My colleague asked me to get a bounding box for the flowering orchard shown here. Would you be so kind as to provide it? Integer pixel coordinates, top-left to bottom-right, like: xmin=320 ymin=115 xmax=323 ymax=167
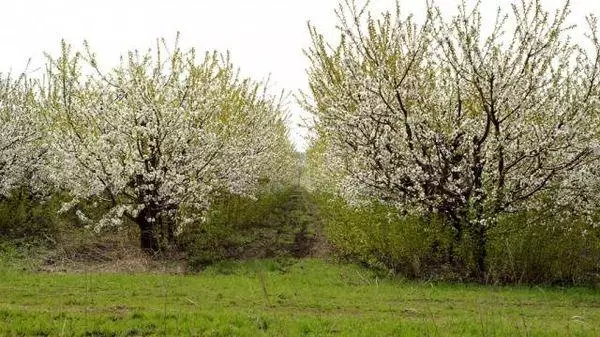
xmin=304 ymin=0 xmax=600 ymax=277
xmin=1 ymin=0 xmax=599 ymax=283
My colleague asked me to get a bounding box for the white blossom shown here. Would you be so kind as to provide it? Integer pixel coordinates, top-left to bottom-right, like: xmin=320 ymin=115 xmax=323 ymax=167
xmin=0 ymin=73 xmax=44 ymax=197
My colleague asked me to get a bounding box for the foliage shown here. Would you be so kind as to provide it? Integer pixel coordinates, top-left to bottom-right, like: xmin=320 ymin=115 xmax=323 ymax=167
xmin=0 ymin=189 xmax=66 ymax=241
xmin=303 ymin=0 xmax=600 ymax=277
xmin=487 ymin=210 xmax=600 ymax=285
xmin=315 ymin=192 xmax=600 ymax=284
xmin=182 ymin=186 xmax=320 ymax=270
xmin=314 ymin=193 xmax=451 ymax=278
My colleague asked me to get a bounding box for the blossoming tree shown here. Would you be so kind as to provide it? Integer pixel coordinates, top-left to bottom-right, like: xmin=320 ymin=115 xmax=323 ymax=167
xmin=41 ymin=39 xmax=295 ymax=252
xmin=0 ymin=74 xmax=40 ymax=198
xmin=304 ymin=0 xmax=600 ymax=277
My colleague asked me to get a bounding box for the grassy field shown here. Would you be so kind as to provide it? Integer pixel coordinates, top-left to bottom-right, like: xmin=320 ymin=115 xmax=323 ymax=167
xmin=0 ymin=258 xmax=599 ymax=337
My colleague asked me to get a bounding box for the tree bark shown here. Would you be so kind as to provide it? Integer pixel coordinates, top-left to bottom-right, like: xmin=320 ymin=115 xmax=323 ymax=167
xmin=446 ymin=214 xmax=463 ymax=267
xmin=472 ymin=224 xmax=487 ymax=281
xmin=468 ymin=197 xmax=487 ymax=281
xmin=136 ymin=208 xmax=159 ymax=254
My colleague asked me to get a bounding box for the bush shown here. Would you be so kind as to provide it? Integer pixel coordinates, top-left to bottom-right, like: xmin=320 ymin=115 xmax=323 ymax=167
xmin=487 ymin=212 xmax=600 ymax=285
xmin=316 ymin=193 xmax=600 ymax=285
xmin=181 ymin=186 xmax=320 ymax=270
xmin=314 ymin=194 xmax=452 ymax=278
xmin=0 ymin=240 xmax=43 ymax=270
xmin=0 ymin=188 xmax=65 ymax=242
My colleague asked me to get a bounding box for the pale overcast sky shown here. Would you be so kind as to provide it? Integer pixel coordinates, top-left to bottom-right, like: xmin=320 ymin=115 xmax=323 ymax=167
xmin=1 ymin=0 xmax=598 ymax=151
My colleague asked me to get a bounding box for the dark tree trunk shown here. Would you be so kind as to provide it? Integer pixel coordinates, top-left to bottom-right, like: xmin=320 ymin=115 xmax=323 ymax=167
xmin=470 ymin=152 xmax=488 ymax=281
xmin=468 ymin=199 xmax=488 ymax=282
xmin=446 ymin=215 xmax=463 ymax=267
xmin=136 ymin=208 xmax=159 ymax=254
xmin=166 ymin=220 xmax=175 ymax=245
xmin=471 ymin=223 xmax=487 ymax=281
xmin=157 ymin=205 xmax=178 ymax=248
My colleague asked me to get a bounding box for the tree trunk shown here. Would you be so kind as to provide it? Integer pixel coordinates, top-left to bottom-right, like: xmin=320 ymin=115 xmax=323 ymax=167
xmin=442 ymin=208 xmax=466 ymax=269
xmin=473 ymin=224 xmax=487 ymax=281
xmin=447 ymin=216 xmax=462 ymax=267
xmin=136 ymin=208 xmax=159 ymax=254
xmin=157 ymin=206 xmax=177 ymax=248
xmin=166 ymin=220 xmax=175 ymax=245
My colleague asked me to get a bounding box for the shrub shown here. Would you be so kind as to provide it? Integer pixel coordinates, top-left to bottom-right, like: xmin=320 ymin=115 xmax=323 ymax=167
xmin=487 ymin=212 xmax=600 ymax=285
xmin=316 ymin=193 xmax=600 ymax=285
xmin=314 ymin=193 xmax=452 ymax=278
xmin=0 ymin=188 xmax=64 ymax=241
xmin=181 ymin=186 xmax=319 ymax=270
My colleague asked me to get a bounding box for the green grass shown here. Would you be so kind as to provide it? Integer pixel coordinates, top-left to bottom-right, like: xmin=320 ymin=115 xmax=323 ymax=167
xmin=0 ymin=259 xmax=599 ymax=336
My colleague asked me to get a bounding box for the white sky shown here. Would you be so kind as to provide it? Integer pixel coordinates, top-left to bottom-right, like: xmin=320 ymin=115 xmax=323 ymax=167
xmin=1 ymin=0 xmax=598 ymax=151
